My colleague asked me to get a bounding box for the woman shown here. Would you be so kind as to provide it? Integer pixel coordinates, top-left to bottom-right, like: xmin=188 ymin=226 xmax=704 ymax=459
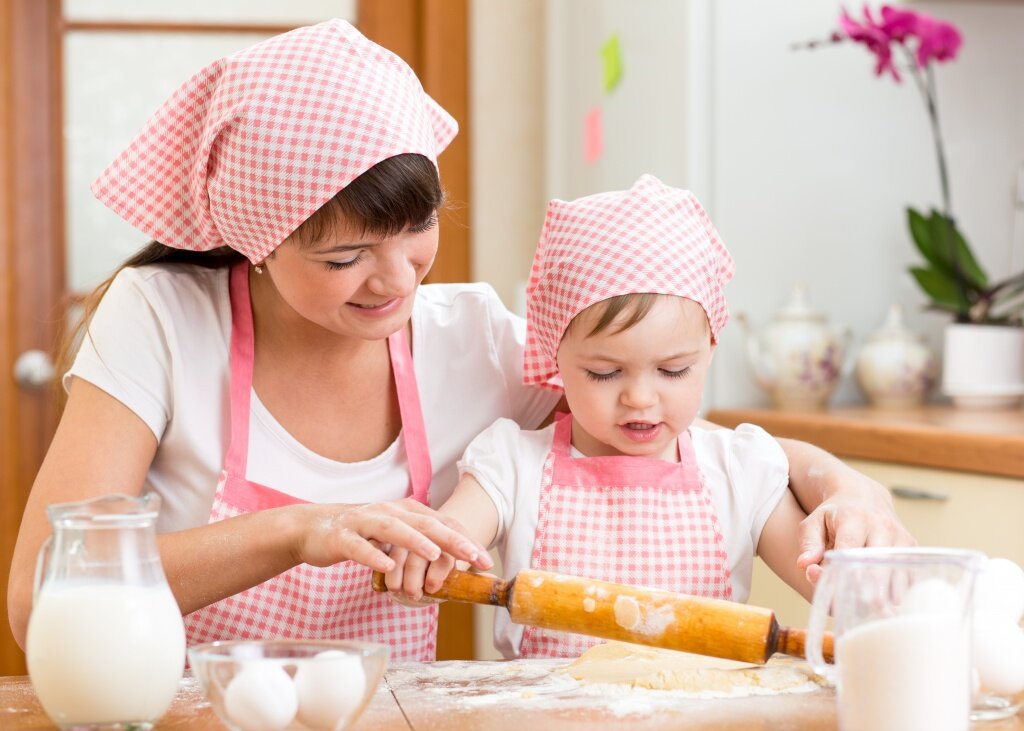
xmin=8 ymin=20 xmax=910 ymax=660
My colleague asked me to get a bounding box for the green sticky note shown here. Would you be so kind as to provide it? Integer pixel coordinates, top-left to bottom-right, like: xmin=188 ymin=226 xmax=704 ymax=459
xmin=601 ymin=34 xmax=623 ymax=94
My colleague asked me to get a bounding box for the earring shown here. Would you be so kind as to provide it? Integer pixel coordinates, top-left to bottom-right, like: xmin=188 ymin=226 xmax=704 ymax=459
xmin=254 ymin=263 xmax=264 ymax=274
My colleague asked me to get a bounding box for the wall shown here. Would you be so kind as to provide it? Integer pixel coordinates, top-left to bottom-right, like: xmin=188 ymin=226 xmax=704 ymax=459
xmin=706 ymin=0 xmax=1024 ymax=407
xmin=544 ymin=0 xmax=692 ymax=202
xmin=469 ymin=0 xmax=547 ymax=312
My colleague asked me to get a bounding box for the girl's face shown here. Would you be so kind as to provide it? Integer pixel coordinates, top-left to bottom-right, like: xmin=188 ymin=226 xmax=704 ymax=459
xmin=261 ymin=214 xmax=438 ymax=341
xmin=556 ymin=296 xmax=714 ymax=461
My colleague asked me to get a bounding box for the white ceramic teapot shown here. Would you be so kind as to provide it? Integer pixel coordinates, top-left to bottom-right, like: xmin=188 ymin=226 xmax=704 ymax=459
xmin=855 ymin=304 xmax=937 ymax=409
xmin=736 ymin=284 xmax=850 ymax=410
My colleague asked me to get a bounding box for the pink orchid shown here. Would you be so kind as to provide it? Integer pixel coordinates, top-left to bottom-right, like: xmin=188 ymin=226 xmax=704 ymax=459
xmin=877 ymin=7 xmax=917 ymax=42
xmin=839 ymin=5 xmax=900 ymax=80
xmin=836 ymin=5 xmax=963 ymax=81
xmin=909 ymin=13 xmax=963 ymax=66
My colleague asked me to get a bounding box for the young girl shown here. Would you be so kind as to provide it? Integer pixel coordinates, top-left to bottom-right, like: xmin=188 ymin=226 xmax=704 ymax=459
xmin=385 ymin=175 xmax=811 ymax=658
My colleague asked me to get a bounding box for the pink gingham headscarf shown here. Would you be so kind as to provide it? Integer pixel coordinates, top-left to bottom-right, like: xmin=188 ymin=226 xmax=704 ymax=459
xmin=523 ymin=175 xmax=735 ymax=389
xmin=91 ymin=19 xmax=457 ymax=264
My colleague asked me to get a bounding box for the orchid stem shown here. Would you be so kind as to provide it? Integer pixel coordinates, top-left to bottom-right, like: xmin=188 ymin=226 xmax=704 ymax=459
xmin=903 ymin=44 xmax=967 ymax=320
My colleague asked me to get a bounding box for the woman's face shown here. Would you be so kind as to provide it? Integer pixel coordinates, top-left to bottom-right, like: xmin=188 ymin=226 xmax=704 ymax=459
xmin=261 ymin=214 xmax=439 ymax=341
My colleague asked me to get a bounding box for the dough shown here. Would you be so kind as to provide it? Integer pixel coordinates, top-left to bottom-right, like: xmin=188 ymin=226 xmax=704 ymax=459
xmin=562 ymin=642 xmax=817 ymax=693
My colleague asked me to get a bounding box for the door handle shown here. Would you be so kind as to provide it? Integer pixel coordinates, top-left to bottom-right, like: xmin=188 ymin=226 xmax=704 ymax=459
xmin=14 ymin=349 xmax=55 ymax=391
xmin=890 ymin=486 xmax=949 ymax=502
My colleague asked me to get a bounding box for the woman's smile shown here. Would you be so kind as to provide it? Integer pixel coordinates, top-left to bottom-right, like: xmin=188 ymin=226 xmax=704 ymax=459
xmin=346 ymin=297 xmax=404 ymax=316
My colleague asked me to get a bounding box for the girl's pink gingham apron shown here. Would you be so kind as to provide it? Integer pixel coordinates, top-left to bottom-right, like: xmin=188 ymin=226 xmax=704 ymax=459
xmin=183 ymin=262 xmax=437 ymax=661
xmin=518 ymin=413 xmax=732 ymax=659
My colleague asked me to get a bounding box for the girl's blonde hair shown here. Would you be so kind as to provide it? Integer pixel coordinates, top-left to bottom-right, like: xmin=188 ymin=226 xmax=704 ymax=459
xmin=566 ymin=293 xmax=710 ymax=341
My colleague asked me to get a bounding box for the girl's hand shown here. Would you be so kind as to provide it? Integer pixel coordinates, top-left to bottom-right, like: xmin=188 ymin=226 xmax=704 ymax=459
xmin=293 ymin=498 xmax=492 ymax=576
xmin=382 ymin=545 xmax=457 ymax=605
xmin=796 ymin=471 xmax=915 ymax=583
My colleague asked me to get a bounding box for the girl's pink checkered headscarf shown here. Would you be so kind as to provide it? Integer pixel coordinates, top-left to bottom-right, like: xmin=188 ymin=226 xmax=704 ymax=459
xmin=523 ymin=175 xmax=735 ymax=389
xmin=91 ymin=19 xmax=457 ymax=264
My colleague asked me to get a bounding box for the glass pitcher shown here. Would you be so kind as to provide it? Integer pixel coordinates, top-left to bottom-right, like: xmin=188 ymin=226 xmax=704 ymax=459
xmin=805 ymin=547 xmax=983 ymax=731
xmin=26 ymin=493 xmax=186 ymax=730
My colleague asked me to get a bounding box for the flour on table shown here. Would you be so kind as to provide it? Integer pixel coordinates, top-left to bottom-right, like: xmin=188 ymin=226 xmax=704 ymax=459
xmin=561 ymin=642 xmax=821 ymax=695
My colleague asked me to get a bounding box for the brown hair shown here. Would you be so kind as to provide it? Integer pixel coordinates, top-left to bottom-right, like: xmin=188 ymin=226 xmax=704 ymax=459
xmin=566 ymin=293 xmax=711 ymax=340
xmin=56 ymin=153 xmax=444 ymax=405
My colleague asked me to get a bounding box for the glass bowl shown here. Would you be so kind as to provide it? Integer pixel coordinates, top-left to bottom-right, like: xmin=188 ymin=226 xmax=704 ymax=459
xmin=188 ymin=640 xmax=389 ymax=731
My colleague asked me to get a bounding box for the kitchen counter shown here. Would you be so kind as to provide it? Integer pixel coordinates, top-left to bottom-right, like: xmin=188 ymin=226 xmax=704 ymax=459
xmin=705 ymin=406 xmax=1024 ymax=479
xmin=3 ymin=660 xmax=1020 ymax=730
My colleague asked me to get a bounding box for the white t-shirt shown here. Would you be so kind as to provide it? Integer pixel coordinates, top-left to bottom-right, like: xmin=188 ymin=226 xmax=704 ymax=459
xmin=457 ymin=417 xmax=790 ymax=658
xmin=67 ymin=264 xmax=562 ymax=533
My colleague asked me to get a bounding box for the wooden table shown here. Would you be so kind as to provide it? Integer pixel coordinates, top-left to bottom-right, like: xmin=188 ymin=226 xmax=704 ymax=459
xmin=3 ymin=660 xmax=1021 ymax=730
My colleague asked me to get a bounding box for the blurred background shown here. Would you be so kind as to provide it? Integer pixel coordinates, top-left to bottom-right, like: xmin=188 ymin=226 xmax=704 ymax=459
xmin=1 ymin=0 xmax=1022 ymax=672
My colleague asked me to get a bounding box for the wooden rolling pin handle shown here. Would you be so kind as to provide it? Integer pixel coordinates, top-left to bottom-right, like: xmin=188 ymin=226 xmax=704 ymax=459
xmin=774 ymin=625 xmax=834 ymax=664
xmin=371 ymin=569 xmax=513 ymax=608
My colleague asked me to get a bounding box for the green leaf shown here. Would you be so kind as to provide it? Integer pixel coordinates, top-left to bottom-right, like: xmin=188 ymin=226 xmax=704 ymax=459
xmin=909 ymin=265 xmax=968 ymax=311
xmin=907 ymin=207 xmax=942 ymax=270
xmin=926 ymin=209 xmax=988 ymax=290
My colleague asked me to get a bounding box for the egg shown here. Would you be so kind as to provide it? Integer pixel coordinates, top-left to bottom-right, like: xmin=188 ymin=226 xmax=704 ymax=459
xmin=224 ymin=661 xmax=298 ymax=731
xmin=898 ymin=578 xmax=962 ymax=616
xmin=294 ymin=650 xmax=366 ymax=731
xmin=972 ymin=615 xmax=1024 ymax=697
xmin=974 ymin=558 xmax=1024 ymax=622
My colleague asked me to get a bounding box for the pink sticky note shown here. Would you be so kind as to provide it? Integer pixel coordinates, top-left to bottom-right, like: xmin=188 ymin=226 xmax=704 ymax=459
xmin=584 ymin=106 xmax=603 ymax=165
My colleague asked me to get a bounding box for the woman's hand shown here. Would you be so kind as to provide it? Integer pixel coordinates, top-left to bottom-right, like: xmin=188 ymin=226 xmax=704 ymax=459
xmin=293 ymin=498 xmax=493 ymax=576
xmin=379 ymin=473 xmax=501 ymax=605
xmin=791 ymin=452 xmax=916 ymax=583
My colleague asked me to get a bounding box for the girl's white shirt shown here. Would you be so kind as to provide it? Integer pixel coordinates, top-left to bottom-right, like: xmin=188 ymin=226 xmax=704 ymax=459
xmin=67 ymin=264 xmax=561 ymax=533
xmin=457 ymin=417 xmax=790 ymax=658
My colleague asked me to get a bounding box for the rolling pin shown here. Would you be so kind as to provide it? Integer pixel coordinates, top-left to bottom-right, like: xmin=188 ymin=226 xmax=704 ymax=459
xmin=372 ymin=568 xmax=833 ymax=665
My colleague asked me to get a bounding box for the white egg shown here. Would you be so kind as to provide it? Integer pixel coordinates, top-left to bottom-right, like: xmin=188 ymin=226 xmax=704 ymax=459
xmin=898 ymin=578 xmax=962 ymax=616
xmin=294 ymin=650 xmax=366 ymax=731
xmin=972 ymin=616 xmax=1024 ymax=697
xmin=974 ymin=558 xmax=1024 ymax=622
xmin=224 ymin=661 xmax=299 ymax=731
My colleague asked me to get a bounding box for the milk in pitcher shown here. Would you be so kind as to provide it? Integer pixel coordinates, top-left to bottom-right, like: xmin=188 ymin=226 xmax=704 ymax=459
xmin=27 ymin=582 xmax=186 ymax=727
xmin=836 ymin=613 xmax=970 ymax=731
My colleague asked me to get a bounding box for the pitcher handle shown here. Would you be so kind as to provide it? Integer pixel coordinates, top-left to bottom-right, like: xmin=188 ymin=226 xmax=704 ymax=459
xmin=806 ymin=563 xmax=838 ymax=682
xmin=32 ymin=536 xmax=53 ymax=606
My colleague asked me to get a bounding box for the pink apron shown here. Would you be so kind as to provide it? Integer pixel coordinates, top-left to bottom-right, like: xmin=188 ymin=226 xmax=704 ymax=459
xmin=184 ymin=263 xmax=438 ymax=661
xmin=519 ymin=413 xmax=733 ymax=659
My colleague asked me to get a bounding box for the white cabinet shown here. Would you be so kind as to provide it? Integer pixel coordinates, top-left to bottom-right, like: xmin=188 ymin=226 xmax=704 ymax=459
xmin=749 ymin=459 xmax=1024 ymax=629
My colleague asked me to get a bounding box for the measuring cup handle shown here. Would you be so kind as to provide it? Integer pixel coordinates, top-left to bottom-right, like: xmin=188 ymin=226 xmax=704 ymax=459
xmin=806 ymin=564 xmax=838 ymax=681
xmin=32 ymin=536 xmax=53 ymax=607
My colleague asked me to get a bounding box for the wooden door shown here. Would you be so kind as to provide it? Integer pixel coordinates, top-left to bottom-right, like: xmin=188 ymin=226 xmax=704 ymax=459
xmin=358 ymin=0 xmax=474 ymax=661
xmin=0 ymin=0 xmax=471 ymax=677
xmin=0 ymin=0 xmax=64 ymax=678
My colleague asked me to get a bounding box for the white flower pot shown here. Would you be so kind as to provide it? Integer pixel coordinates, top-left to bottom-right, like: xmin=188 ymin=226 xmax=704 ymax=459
xmin=942 ymin=324 xmax=1024 ymax=409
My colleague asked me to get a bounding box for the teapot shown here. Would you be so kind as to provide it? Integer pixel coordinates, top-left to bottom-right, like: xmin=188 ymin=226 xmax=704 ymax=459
xmin=736 ymin=284 xmax=850 ymax=410
xmin=855 ymin=304 xmax=937 ymax=409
